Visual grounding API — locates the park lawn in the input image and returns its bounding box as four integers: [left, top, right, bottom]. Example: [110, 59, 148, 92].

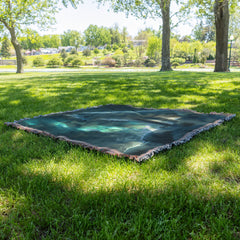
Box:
[0, 71, 239, 239]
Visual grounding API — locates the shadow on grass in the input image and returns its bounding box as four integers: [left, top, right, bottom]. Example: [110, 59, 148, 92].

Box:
[1, 71, 237, 118]
[0, 139, 239, 239]
[0, 130, 240, 239]
[0, 71, 240, 239]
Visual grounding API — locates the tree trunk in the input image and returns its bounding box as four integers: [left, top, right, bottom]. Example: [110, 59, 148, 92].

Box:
[160, 0, 172, 71]
[214, 0, 229, 72]
[9, 27, 24, 73]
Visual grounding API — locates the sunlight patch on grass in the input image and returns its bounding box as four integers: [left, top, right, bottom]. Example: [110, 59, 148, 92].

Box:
[0, 193, 11, 221]
[11, 131, 25, 142]
[181, 95, 206, 103]
[22, 160, 87, 191]
[0, 189, 28, 228]
[22, 157, 143, 192]
[105, 94, 117, 102]
[9, 100, 21, 105]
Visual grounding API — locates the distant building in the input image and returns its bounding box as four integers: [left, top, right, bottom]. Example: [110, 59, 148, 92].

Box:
[39, 48, 58, 54]
[24, 50, 41, 55]
[58, 46, 75, 53]
[97, 46, 106, 50]
[78, 45, 89, 52]
[132, 40, 147, 47]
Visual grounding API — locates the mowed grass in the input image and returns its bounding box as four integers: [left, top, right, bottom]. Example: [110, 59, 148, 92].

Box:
[0, 71, 239, 239]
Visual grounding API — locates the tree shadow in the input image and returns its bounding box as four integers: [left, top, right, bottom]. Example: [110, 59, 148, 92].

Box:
[1, 145, 239, 239]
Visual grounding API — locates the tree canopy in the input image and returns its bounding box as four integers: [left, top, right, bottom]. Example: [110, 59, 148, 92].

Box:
[0, 0, 60, 30]
[229, 5, 240, 40]
[0, 0, 82, 73]
[84, 25, 111, 47]
[61, 30, 83, 49]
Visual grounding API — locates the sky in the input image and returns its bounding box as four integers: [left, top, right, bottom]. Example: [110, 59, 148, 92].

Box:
[40, 1, 195, 37]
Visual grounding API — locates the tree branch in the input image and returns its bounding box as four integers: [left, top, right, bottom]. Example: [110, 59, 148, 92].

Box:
[0, 17, 11, 30]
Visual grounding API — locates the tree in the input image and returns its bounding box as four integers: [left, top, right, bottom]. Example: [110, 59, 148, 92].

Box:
[159, 0, 172, 71]
[1, 36, 11, 59]
[84, 25, 111, 47]
[20, 29, 42, 51]
[61, 30, 83, 49]
[193, 21, 215, 42]
[229, 5, 240, 40]
[180, 35, 193, 42]
[214, 0, 229, 71]
[40, 34, 61, 48]
[96, 0, 177, 71]
[146, 36, 162, 63]
[0, 0, 82, 73]
[134, 28, 154, 44]
[0, 0, 60, 73]
[109, 24, 121, 45]
[188, 0, 239, 72]
[121, 27, 129, 44]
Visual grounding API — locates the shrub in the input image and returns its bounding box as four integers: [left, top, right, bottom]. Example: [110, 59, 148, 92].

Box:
[193, 49, 199, 63]
[102, 57, 116, 67]
[112, 55, 123, 67]
[22, 56, 28, 65]
[64, 56, 75, 66]
[200, 56, 207, 64]
[33, 56, 45, 67]
[173, 50, 187, 59]
[171, 62, 180, 68]
[47, 57, 63, 68]
[106, 44, 112, 51]
[129, 43, 134, 50]
[120, 43, 126, 48]
[94, 48, 99, 54]
[82, 49, 91, 57]
[126, 60, 134, 67]
[208, 54, 215, 60]
[71, 57, 83, 67]
[123, 53, 130, 67]
[60, 49, 68, 60]
[170, 58, 185, 65]
[144, 58, 156, 67]
[103, 49, 108, 55]
[94, 58, 101, 66]
[133, 58, 143, 67]
[112, 44, 119, 51]
[114, 49, 124, 55]
[64, 56, 83, 67]
[232, 48, 240, 62]
[193, 55, 199, 63]
[122, 47, 128, 53]
[70, 48, 78, 55]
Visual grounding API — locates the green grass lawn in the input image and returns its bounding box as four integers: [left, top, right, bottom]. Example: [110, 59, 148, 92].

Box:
[0, 71, 239, 239]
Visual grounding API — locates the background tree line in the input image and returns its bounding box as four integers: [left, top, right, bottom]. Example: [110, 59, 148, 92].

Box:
[0, 0, 239, 73]
[14, 25, 130, 51]
[1, 25, 240, 69]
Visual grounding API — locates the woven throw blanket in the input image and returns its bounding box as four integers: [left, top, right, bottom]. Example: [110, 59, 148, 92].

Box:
[5, 104, 235, 162]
